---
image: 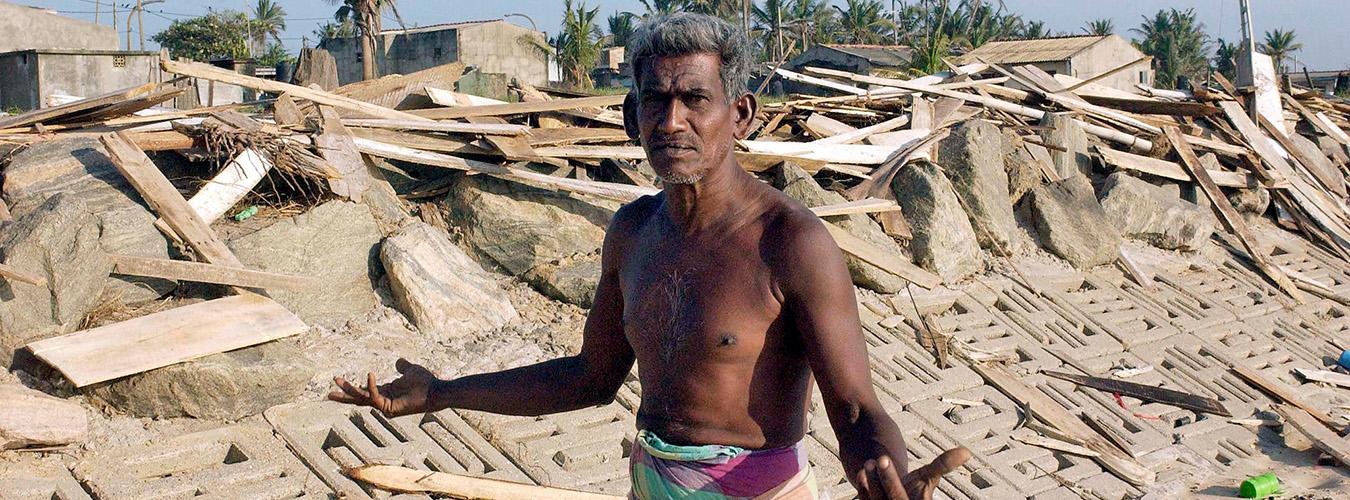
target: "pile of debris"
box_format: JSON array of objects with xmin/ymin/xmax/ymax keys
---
[{"xmin": 1, "ymin": 50, "xmax": 1349, "ymax": 498}]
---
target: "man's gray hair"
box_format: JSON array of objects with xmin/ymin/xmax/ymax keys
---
[{"xmin": 626, "ymin": 12, "xmax": 752, "ymax": 102}]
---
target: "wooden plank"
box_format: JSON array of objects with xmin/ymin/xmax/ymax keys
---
[
  {"xmin": 1164, "ymin": 126, "xmax": 1306, "ymax": 304},
  {"xmin": 802, "ymin": 113, "xmax": 857, "ymax": 139},
  {"xmin": 534, "ymin": 145, "xmax": 645, "ymax": 161},
  {"xmin": 1010, "ymin": 433, "xmax": 1100, "ymax": 458},
  {"xmin": 0, "ymin": 384, "xmax": 87, "ymax": 450},
  {"xmin": 1081, "ymin": 95, "xmax": 1219, "ymax": 116},
  {"xmin": 823, "ymin": 224, "xmax": 941, "ymax": 289},
  {"xmin": 315, "ymin": 104, "xmax": 374, "ymax": 200},
  {"xmin": 99, "ymin": 132, "xmax": 244, "ymax": 268},
  {"xmin": 345, "ymin": 464, "xmax": 622, "ymax": 499},
  {"xmin": 128, "ymin": 130, "xmax": 197, "ymax": 151},
  {"xmin": 970, "ymin": 362, "xmax": 1155, "ymax": 485},
  {"xmin": 775, "ymin": 67, "xmax": 869, "ymax": 95},
  {"xmin": 810, "ymin": 198, "xmax": 902, "ymax": 217},
  {"xmin": 482, "ymin": 134, "xmax": 542, "ymax": 162},
  {"xmin": 0, "ymin": 82, "xmax": 157, "ymax": 130},
  {"xmin": 161, "ymin": 57, "xmax": 430, "ymax": 122},
  {"xmin": 110, "ymin": 254, "xmax": 313, "ymax": 291},
  {"xmin": 525, "ymin": 127, "xmax": 629, "ymax": 147},
  {"xmin": 1042, "ymin": 370, "xmax": 1230, "ymax": 416},
  {"xmin": 1064, "ymin": 56, "xmax": 1152, "ymax": 92},
  {"xmin": 1273, "ymin": 405, "xmax": 1350, "ymax": 467},
  {"xmin": 1258, "ymin": 114, "xmax": 1347, "ymax": 197},
  {"xmin": 740, "ymin": 140, "xmax": 905, "ymax": 165},
  {"xmin": 347, "ymin": 127, "xmax": 494, "ymax": 156},
  {"xmin": 151, "ymin": 148, "xmax": 271, "ymax": 243},
  {"xmin": 1294, "ymin": 368, "xmax": 1350, "ymax": 389},
  {"xmin": 1097, "ymin": 146, "xmax": 1275, "ymax": 188},
  {"xmin": 411, "ymin": 94, "xmax": 625, "ymax": 120},
  {"xmin": 340, "ymin": 118, "xmax": 528, "ymax": 136},
  {"xmin": 1231, "ymin": 364, "xmax": 1339, "ymax": 430},
  {"xmin": 26, "ymin": 294, "xmax": 306, "ymax": 387},
  {"xmin": 812, "ymin": 115, "xmax": 911, "ymax": 145},
  {"xmin": 0, "ymin": 262, "xmax": 46, "ymax": 287}
]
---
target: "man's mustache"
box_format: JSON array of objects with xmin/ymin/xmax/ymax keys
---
[{"xmin": 648, "ymin": 135, "xmax": 700, "ymax": 149}]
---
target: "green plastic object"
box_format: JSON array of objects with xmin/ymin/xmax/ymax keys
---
[
  {"xmin": 1239, "ymin": 472, "xmax": 1279, "ymax": 498},
  {"xmin": 233, "ymin": 205, "xmax": 259, "ymax": 221}
]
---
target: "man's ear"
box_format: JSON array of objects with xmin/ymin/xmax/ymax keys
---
[
  {"xmin": 622, "ymin": 91, "xmax": 640, "ymax": 140},
  {"xmin": 733, "ymin": 92, "xmax": 759, "ymax": 140}
]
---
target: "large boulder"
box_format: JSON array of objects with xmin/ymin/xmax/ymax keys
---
[
  {"xmin": 1028, "ymin": 175, "xmax": 1121, "ymax": 269},
  {"xmin": 1099, "ymin": 173, "xmax": 1214, "ymax": 250},
  {"xmin": 228, "ymin": 200, "xmax": 382, "ymax": 326},
  {"xmin": 1288, "ymin": 132, "xmax": 1346, "ymax": 197},
  {"xmin": 1040, "ymin": 112, "xmax": 1093, "ymax": 180},
  {"xmin": 1315, "ymin": 134, "xmax": 1349, "ymax": 166},
  {"xmin": 0, "ymin": 194, "xmax": 112, "ymax": 364},
  {"xmin": 1006, "ymin": 140, "xmax": 1049, "ymax": 205},
  {"xmin": 892, "ymin": 161, "xmax": 982, "ymax": 282},
  {"xmin": 95, "ymin": 204, "xmax": 174, "ymax": 304},
  {"xmin": 777, "ymin": 162, "xmax": 910, "ymax": 293},
  {"xmin": 524, "ymin": 254, "xmax": 603, "ymax": 307},
  {"xmin": 445, "ymin": 176, "xmax": 608, "ymax": 303},
  {"xmin": 381, "ymin": 221, "xmax": 518, "ymax": 334},
  {"xmin": 87, "ymin": 340, "xmax": 314, "ymax": 420},
  {"xmin": 0, "ymin": 384, "xmax": 88, "ymax": 450},
  {"xmin": 937, "ymin": 120, "xmax": 1017, "ymax": 253}
]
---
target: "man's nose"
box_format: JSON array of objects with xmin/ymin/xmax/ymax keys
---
[{"xmin": 658, "ymin": 99, "xmax": 689, "ymax": 134}]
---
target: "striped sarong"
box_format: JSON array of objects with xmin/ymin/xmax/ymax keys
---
[{"xmin": 629, "ymin": 429, "xmax": 820, "ymax": 499}]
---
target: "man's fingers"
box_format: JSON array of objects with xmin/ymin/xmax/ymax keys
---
[
  {"xmin": 326, "ymin": 390, "xmax": 361, "ymax": 404},
  {"xmin": 909, "ymin": 446, "xmax": 972, "ymax": 481},
  {"xmin": 367, "ymin": 372, "xmax": 387, "ymax": 411},
  {"xmin": 395, "ymin": 358, "xmax": 411, "ymax": 374},
  {"xmin": 877, "ymin": 456, "xmax": 909, "ymax": 500},
  {"xmin": 333, "ymin": 377, "xmax": 370, "ymax": 402},
  {"xmin": 865, "ymin": 460, "xmax": 887, "ymax": 500}
]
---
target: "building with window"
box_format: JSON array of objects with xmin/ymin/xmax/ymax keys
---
[{"xmin": 319, "ymin": 19, "xmax": 549, "ymax": 87}]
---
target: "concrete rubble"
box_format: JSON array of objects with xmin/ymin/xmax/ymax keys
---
[{"xmin": 1, "ymin": 49, "xmax": 1349, "ymax": 500}]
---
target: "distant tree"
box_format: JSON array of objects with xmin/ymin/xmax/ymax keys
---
[
  {"xmin": 788, "ymin": 0, "xmax": 836, "ymax": 50},
  {"xmin": 683, "ymin": 0, "xmax": 741, "ymax": 22},
  {"xmin": 606, "ymin": 12, "xmax": 636, "ymax": 47},
  {"xmin": 948, "ymin": 0, "xmax": 1022, "ymax": 47},
  {"xmin": 252, "ymin": 0, "xmax": 287, "ymax": 51},
  {"xmin": 328, "ymin": 0, "xmax": 406, "ymax": 79},
  {"xmin": 152, "ymin": 11, "xmax": 252, "ymax": 61},
  {"xmin": 1132, "ymin": 8, "xmax": 1210, "ymax": 89},
  {"xmin": 313, "ymin": 20, "xmax": 356, "ymax": 43},
  {"xmin": 639, "ymin": 0, "xmax": 685, "ymax": 16},
  {"xmin": 833, "ymin": 0, "xmax": 892, "ymax": 45},
  {"xmin": 1019, "ymin": 20, "xmax": 1048, "ymax": 39},
  {"xmin": 1084, "ymin": 18, "xmax": 1113, "ymax": 36},
  {"xmin": 257, "ymin": 42, "xmax": 292, "ymax": 67},
  {"xmin": 1259, "ymin": 28, "xmax": 1302, "ymax": 73},
  {"xmin": 1213, "ymin": 38, "xmax": 1237, "ymax": 81},
  {"xmin": 752, "ymin": 0, "xmax": 792, "ymax": 61},
  {"xmin": 557, "ymin": 0, "xmax": 604, "ymax": 89}
]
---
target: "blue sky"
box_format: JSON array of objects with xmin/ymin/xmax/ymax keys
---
[{"xmin": 19, "ymin": 0, "xmax": 1350, "ymax": 71}]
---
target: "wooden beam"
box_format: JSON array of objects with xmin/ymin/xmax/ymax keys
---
[
  {"xmin": 810, "ymin": 198, "xmax": 902, "ymax": 217},
  {"xmin": 1064, "ymin": 56, "xmax": 1152, "ymax": 92},
  {"xmin": 0, "ymin": 262, "xmax": 46, "ymax": 287},
  {"xmin": 1097, "ymin": 146, "xmax": 1276, "ymax": 188},
  {"xmin": 26, "ymin": 294, "xmax": 306, "ymax": 387},
  {"xmin": 1081, "ymin": 95, "xmax": 1220, "ymax": 116},
  {"xmin": 110, "ymin": 254, "xmax": 313, "ymax": 291},
  {"xmin": 1273, "ymin": 405, "xmax": 1350, "ymax": 467},
  {"xmin": 1231, "ymin": 364, "xmax": 1339, "ymax": 431},
  {"xmin": 1010, "ymin": 433, "xmax": 1100, "ymax": 458},
  {"xmin": 525, "ymin": 127, "xmax": 629, "ymax": 147},
  {"xmin": 411, "ymin": 94, "xmax": 625, "ymax": 120},
  {"xmin": 152, "ymin": 148, "xmax": 272, "ymax": 242},
  {"xmin": 1294, "ymin": 368, "xmax": 1350, "ymax": 389},
  {"xmin": 811, "ymin": 115, "xmax": 912, "ymax": 145},
  {"xmin": 315, "ymin": 105, "xmax": 373, "ymax": 200},
  {"xmin": 161, "ymin": 57, "xmax": 430, "ymax": 122},
  {"xmin": 1042, "ymin": 370, "xmax": 1230, "ymax": 416},
  {"xmin": 0, "ymin": 82, "xmax": 157, "ymax": 130},
  {"xmin": 1163, "ymin": 126, "xmax": 1306, "ymax": 304},
  {"xmin": 345, "ymin": 464, "xmax": 622, "ymax": 499},
  {"xmin": 1258, "ymin": 114, "xmax": 1347, "ymax": 197},
  {"xmin": 341, "ymin": 119, "xmax": 529, "ymax": 136},
  {"xmin": 823, "ymin": 224, "xmax": 941, "ymax": 289}
]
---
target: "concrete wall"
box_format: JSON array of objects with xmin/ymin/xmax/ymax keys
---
[
  {"xmin": 1069, "ymin": 36, "xmax": 1153, "ymax": 91},
  {"xmin": 456, "ymin": 22, "xmax": 547, "ymax": 87},
  {"xmin": 0, "ymin": 2, "xmax": 118, "ymax": 52},
  {"xmin": 0, "ymin": 51, "xmax": 40, "ymax": 110},
  {"xmin": 37, "ymin": 52, "xmax": 160, "ymax": 107}
]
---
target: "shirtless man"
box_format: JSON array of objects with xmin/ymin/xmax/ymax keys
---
[{"xmin": 331, "ymin": 13, "xmax": 970, "ymax": 500}]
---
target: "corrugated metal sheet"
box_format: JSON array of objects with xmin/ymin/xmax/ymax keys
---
[{"xmin": 956, "ymin": 35, "xmax": 1106, "ymax": 64}]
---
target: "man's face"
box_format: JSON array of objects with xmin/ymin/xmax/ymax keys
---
[{"xmin": 634, "ymin": 53, "xmax": 740, "ymax": 185}]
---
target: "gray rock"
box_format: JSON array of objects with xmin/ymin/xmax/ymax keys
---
[
  {"xmin": 892, "ymin": 161, "xmax": 982, "ymax": 282},
  {"xmin": 777, "ymin": 163, "xmax": 910, "ymax": 293},
  {"xmin": 95, "ymin": 205, "xmax": 174, "ymax": 304},
  {"xmin": 381, "ymin": 221, "xmax": 518, "ymax": 333},
  {"xmin": 1289, "ymin": 132, "xmax": 1345, "ymax": 196},
  {"xmin": 1, "ymin": 137, "xmax": 141, "ymax": 214},
  {"xmin": 1228, "ymin": 186, "xmax": 1271, "ymax": 215},
  {"xmin": 524, "ymin": 254, "xmax": 602, "ymax": 308},
  {"xmin": 1040, "ymin": 112, "xmax": 1093, "ymax": 180},
  {"xmin": 228, "ymin": 201, "xmax": 382, "ymax": 327},
  {"xmin": 1006, "ymin": 140, "xmax": 1048, "ymax": 205},
  {"xmin": 1315, "ymin": 134, "xmax": 1348, "ymax": 165},
  {"xmin": 1028, "ymin": 175, "xmax": 1122, "ymax": 269},
  {"xmin": 0, "ymin": 194, "xmax": 112, "ymax": 364},
  {"xmin": 938, "ymin": 120, "xmax": 1017, "ymax": 252},
  {"xmin": 445, "ymin": 176, "xmax": 607, "ymax": 277},
  {"xmin": 0, "ymin": 384, "xmax": 88, "ymax": 450},
  {"xmin": 87, "ymin": 340, "xmax": 315, "ymax": 420},
  {"xmin": 1099, "ymin": 173, "xmax": 1214, "ymax": 250}
]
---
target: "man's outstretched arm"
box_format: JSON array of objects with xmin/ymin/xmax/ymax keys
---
[
  {"xmin": 330, "ymin": 200, "xmax": 643, "ymax": 417},
  {"xmin": 776, "ymin": 212, "xmax": 969, "ymax": 500}
]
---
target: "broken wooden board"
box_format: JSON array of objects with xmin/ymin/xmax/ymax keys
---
[
  {"xmin": 1164, "ymin": 126, "xmax": 1306, "ymax": 304},
  {"xmin": 0, "ymin": 82, "xmax": 157, "ymax": 130},
  {"xmin": 1231, "ymin": 363, "xmax": 1339, "ymax": 431},
  {"xmin": 1042, "ymin": 370, "xmax": 1230, "ymax": 416},
  {"xmin": 0, "ymin": 262, "xmax": 46, "ymax": 287},
  {"xmin": 0, "ymin": 384, "xmax": 87, "ymax": 450},
  {"xmin": 970, "ymin": 362, "xmax": 1155, "ymax": 485},
  {"xmin": 161, "ymin": 57, "xmax": 430, "ymax": 122},
  {"xmin": 412, "ymin": 94, "xmax": 626, "ymax": 120},
  {"xmin": 333, "ymin": 62, "xmax": 465, "ymax": 109},
  {"xmin": 315, "ymin": 104, "xmax": 373, "ymax": 200},
  {"xmin": 525, "ymin": 127, "xmax": 629, "ymax": 147},
  {"xmin": 344, "ymin": 464, "xmax": 622, "ymax": 499},
  {"xmin": 1097, "ymin": 146, "xmax": 1277, "ymax": 188},
  {"xmin": 152, "ymin": 148, "xmax": 272, "ymax": 242},
  {"xmin": 740, "ymin": 140, "xmax": 906, "ymax": 165},
  {"xmin": 26, "ymin": 294, "xmax": 307, "ymax": 387},
  {"xmin": 1258, "ymin": 114, "xmax": 1348, "ymax": 197},
  {"xmin": 100, "ymin": 132, "xmax": 246, "ymax": 270},
  {"xmin": 1009, "ymin": 432, "xmax": 1100, "ymax": 458},
  {"xmin": 810, "ymin": 198, "xmax": 902, "ymax": 217},
  {"xmin": 803, "ymin": 113, "xmax": 858, "ymax": 139},
  {"xmin": 1081, "ymin": 95, "xmax": 1219, "ymax": 116},
  {"xmin": 340, "ymin": 118, "xmax": 529, "ymax": 136},
  {"xmin": 1294, "ymin": 368, "xmax": 1350, "ymax": 389},
  {"xmin": 1273, "ymin": 404, "xmax": 1350, "ymax": 467},
  {"xmin": 812, "ymin": 117, "xmax": 916, "ymax": 146},
  {"xmin": 823, "ymin": 224, "xmax": 941, "ymax": 290},
  {"xmin": 110, "ymin": 254, "xmax": 313, "ymax": 291},
  {"xmin": 348, "ymin": 127, "xmax": 494, "ymax": 156}
]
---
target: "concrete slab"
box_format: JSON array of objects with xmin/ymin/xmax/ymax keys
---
[
  {"xmin": 1038, "ymin": 274, "xmax": 1181, "ymax": 348},
  {"xmin": 458, "ymin": 403, "xmax": 637, "ymax": 495},
  {"xmin": 0, "ymin": 461, "xmax": 92, "ymax": 500}
]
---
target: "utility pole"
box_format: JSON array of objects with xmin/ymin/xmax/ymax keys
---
[
  {"xmin": 94, "ymin": 0, "xmax": 100, "ymax": 25},
  {"xmin": 775, "ymin": 7, "xmax": 783, "ymax": 62}
]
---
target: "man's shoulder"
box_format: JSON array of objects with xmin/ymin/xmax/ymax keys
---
[
  {"xmin": 758, "ymin": 188, "xmax": 835, "ymax": 260},
  {"xmin": 610, "ymin": 193, "xmax": 663, "ymax": 233}
]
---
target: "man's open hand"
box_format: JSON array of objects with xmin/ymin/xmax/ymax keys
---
[
  {"xmin": 328, "ymin": 358, "xmax": 438, "ymax": 417},
  {"xmin": 855, "ymin": 447, "xmax": 971, "ymax": 500}
]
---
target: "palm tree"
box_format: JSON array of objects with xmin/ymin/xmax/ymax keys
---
[
  {"xmin": 607, "ymin": 12, "xmax": 636, "ymax": 48},
  {"xmin": 328, "ymin": 0, "xmax": 406, "ymax": 79},
  {"xmin": 787, "ymin": 0, "xmax": 835, "ymax": 50},
  {"xmin": 252, "ymin": 0, "xmax": 287, "ymax": 54},
  {"xmin": 1131, "ymin": 8, "xmax": 1210, "ymax": 89},
  {"xmin": 1213, "ymin": 38, "xmax": 1237, "ymax": 81},
  {"xmin": 557, "ymin": 0, "xmax": 604, "ymax": 89},
  {"xmin": 313, "ymin": 20, "xmax": 356, "ymax": 43},
  {"xmin": 1084, "ymin": 18, "xmax": 1113, "ymax": 36},
  {"xmin": 833, "ymin": 0, "xmax": 892, "ymax": 45},
  {"xmin": 1259, "ymin": 28, "xmax": 1302, "ymax": 73},
  {"xmin": 639, "ymin": 0, "xmax": 685, "ymax": 16},
  {"xmin": 684, "ymin": 0, "xmax": 741, "ymax": 22},
  {"xmin": 752, "ymin": 0, "xmax": 791, "ymax": 61},
  {"xmin": 1019, "ymin": 20, "xmax": 1048, "ymax": 39}
]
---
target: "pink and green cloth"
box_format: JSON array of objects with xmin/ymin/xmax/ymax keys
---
[{"xmin": 629, "ymin": 429, "xmax": 820, "ymax": 499}]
